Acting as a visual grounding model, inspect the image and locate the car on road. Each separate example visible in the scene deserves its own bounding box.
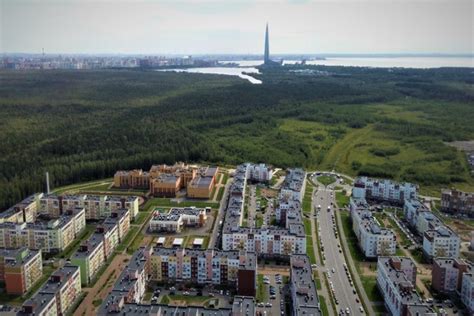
[265,302,272,308]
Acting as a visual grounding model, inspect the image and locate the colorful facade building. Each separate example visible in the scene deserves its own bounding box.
[0,247,42,295]
[21,265,82,316]
[150,247,257,296]
[0,208,86,253]
[377,257,431,316]
[432,258,472,294]
[441,189,474,218]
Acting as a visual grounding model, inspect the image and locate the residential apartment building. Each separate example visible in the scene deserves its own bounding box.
[99,247,152,314]
[377,257,428,316]
[0,194,42,224]
[422,226,460,260]
[353,177,417,205]
[432,258,472,294]
[0,247,42,295]
[39,193,139,221]
[350,198,397,258]
[222,165,306,256]
[280,168,306,202]
[403,199,461,260]
[150,247,257,296]
[0,208,86,253]
[460,272,474,314]
[247,163,273,183]
[441,189,474,218]
[290,255,321,316]
[71,233,105,285]
[20,264,82,316]
[148,207,207,233]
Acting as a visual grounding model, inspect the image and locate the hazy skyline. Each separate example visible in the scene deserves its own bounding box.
[1,0,473,55]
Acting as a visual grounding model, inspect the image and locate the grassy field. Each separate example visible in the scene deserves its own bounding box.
[336,191,350,208]
[142,198,219,210]
[317,175,337,186]
[302,181,313,214]
[256,274,268,303]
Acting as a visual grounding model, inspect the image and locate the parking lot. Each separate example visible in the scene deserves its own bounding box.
[256,274,285,316]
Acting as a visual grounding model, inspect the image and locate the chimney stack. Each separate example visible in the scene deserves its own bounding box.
[46,172,50,194]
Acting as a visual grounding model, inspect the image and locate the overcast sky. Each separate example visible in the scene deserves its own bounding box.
[1,0,473,55]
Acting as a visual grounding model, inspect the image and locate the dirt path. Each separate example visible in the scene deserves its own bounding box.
[73,253,131,316]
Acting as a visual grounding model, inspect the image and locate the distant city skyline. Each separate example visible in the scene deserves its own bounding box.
[1,0,473,55]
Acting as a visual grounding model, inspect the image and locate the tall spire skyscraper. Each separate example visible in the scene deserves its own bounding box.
[264,23,270,64]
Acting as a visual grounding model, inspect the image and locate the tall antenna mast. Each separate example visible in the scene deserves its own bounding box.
[45,172,50,194]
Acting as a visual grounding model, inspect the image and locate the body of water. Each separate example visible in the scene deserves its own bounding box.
[224,57,473,68]
[159,67,262,84]
[160,57,473,84]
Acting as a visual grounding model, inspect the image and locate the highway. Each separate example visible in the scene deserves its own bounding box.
[314,186,364,316]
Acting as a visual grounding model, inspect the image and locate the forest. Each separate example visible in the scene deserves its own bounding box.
[0,65,473,209]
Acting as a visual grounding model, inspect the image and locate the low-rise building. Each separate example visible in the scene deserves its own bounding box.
[353,177,417,205]
[460,272,474,314]
[114,169,150,189]
[441,189,474,218]
[187,166,219,199]
[350,198,397,258]
[290,254,321,316]
[20,264,82,316]
[0,247,42,295]
[432,258,472,294]
[377,257,426,316]
[148,207,207,233]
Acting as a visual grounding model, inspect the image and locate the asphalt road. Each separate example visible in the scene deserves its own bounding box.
[315,187,364,316]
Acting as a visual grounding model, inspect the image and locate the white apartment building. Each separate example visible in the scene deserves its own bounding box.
[460,273,474,313]
[422,226,460,260]
[247,163,273,182]
[350,198,397,258]
[353,177,417,204]
[377,257,427,316]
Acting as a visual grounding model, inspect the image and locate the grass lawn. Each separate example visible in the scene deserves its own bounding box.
[256,274,268,303]
[256,213,264,228]
[52,178,113,194]
[127,230,145,255]
[216,186,225,202]
[134,211,151,226]
[302,181,313,214]
[56,224,96,259]
[306,236,316,264]
[360,275,384,302]
[116,226,140,252]
[317,175,336,186]
[319,295,329,316]
[161,294,212,306]
[335,191,350,208]
[142,198,219,210]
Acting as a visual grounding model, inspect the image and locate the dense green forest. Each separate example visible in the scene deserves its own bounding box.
[0,66,473,209]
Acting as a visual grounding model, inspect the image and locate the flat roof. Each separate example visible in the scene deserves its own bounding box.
[193,238,204,245]
[156,237,166,244]
[172,238,184,246]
